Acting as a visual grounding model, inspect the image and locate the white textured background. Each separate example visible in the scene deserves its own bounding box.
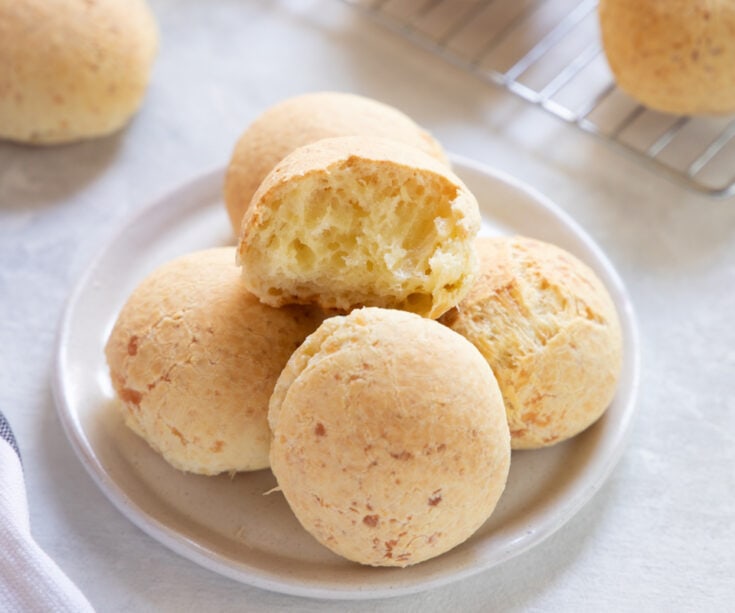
[1,1,734,611]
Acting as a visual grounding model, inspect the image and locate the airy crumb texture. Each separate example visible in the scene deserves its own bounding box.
[224,91,449,233]
[237,136,480,319]
[599,0,735,115]
[0,0,158,144]
[269,307,510,567]
[441,236,623,450]
[105,248,324,475]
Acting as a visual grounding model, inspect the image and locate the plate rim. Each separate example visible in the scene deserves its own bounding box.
[52,155,640,600]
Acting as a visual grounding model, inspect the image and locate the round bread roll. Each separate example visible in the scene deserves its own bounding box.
[269,307,510,567]
[440,236,623,450]
[224,91,449,233]
[599,0,735,115]
[105,248,324,475]
[0,0,158,144]
[237,135,480,319]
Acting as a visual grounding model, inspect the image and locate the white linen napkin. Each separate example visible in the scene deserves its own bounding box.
[0,412,94,613]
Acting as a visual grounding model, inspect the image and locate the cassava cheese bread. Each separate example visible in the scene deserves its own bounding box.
[599,0,735,115]
[224,91,449,233]
[268,307,511,567]
[237,136,480,319]
[440,236,623,450]
[0,0,158,144]
[105,247,324,475]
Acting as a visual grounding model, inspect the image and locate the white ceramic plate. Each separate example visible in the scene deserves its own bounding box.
[53,156,639,600]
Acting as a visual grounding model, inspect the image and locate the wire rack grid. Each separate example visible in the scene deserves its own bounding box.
[342,0,735,197]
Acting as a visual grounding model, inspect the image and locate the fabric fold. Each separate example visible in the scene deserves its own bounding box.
[0,412,94,613]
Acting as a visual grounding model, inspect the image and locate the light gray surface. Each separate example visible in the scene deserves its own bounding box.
[0,0,733,611]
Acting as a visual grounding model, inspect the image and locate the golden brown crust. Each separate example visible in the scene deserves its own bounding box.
[237,135,480,319]
[269,307,510,567]
[105,247,324,475]
[223,92,449,233]
[440,236,623,449]
[599,0,735,115]
[0,0,158,144]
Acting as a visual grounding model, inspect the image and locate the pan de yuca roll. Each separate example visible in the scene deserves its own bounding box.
[268,307,511,567]
[224,91,449,233]
[0,0,158,144]
[237,136,480,319]
[599,0,735,115]
[441,236,623,450]
[105,248,324,475]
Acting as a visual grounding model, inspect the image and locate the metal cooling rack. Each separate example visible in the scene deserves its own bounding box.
[342,0,735,197]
